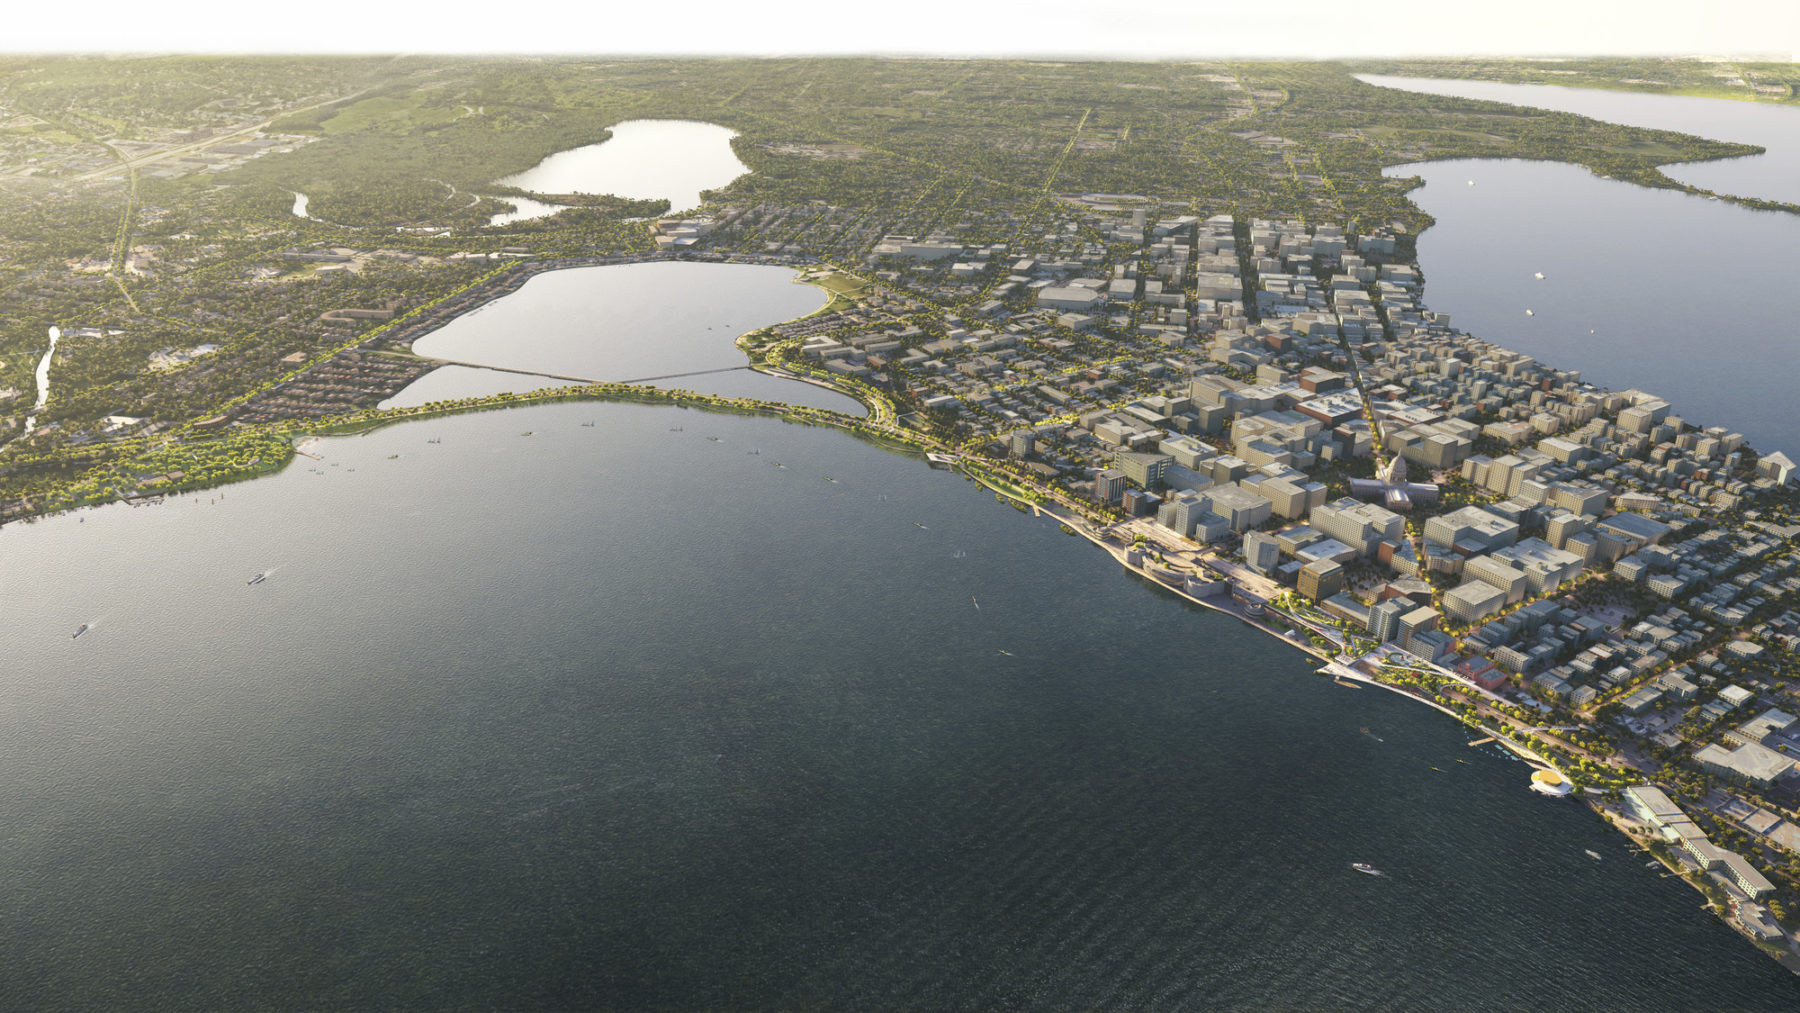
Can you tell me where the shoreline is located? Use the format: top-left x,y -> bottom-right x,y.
12,323 -> 1791,969
7,238 -> 1794,969
1011,477 -> 1795,967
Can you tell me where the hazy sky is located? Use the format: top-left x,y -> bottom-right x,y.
4,0 -> 1797,59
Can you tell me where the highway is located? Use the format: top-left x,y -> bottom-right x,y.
63,89 -> 370,184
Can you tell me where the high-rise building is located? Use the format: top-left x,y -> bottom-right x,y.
1114,451 -> 1173,490
1243,530 -> 1280,574
1298,559 -> 1345,601
1094,469 -> 1127,505
1310,496 -> 1405,556
1398,606 -> 1442,648
1368,598 -> 1408,643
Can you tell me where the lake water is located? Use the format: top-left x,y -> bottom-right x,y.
23,324 -> 60,437
4,400 -> 1796,1010
496,119 -> 749,218
9,79 -> 1800,1011
1385,155 -> 1800,455
394,261 -> 864,416
485,193 -> 569,228
1358,74 -> 1800,206
1358,78 -> 1800,454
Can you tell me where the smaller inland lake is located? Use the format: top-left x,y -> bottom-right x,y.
391,260 -> 864,416
492,119 -> 750,224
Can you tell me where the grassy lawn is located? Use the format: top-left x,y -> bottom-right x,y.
321,95 -> 463,136
797,269 -> 869,315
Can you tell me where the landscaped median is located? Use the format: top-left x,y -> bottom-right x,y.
955,458 -> 1044,508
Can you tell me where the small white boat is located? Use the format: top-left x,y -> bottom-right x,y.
1585,849 -> 1602,861
1525,309 -> 1535,317
1352,863 -> 1380,876
1534,272 -> 1545,280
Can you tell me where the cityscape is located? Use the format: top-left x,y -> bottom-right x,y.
4,17 -> 1800,1010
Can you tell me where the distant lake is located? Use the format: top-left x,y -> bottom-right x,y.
394,261 -> 864,415
1385,156 -> 1800,455
495,119 -> 749,220
1358,76 -> 1800,454
1358,74 -> 1800,206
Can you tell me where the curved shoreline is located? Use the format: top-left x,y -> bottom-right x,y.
7,343 -> 1785,968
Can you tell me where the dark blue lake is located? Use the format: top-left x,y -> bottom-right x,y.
2,400 -> 1794,1010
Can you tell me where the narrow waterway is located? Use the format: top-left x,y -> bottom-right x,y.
485,193 -> 568,228
22,325 -> 60,437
